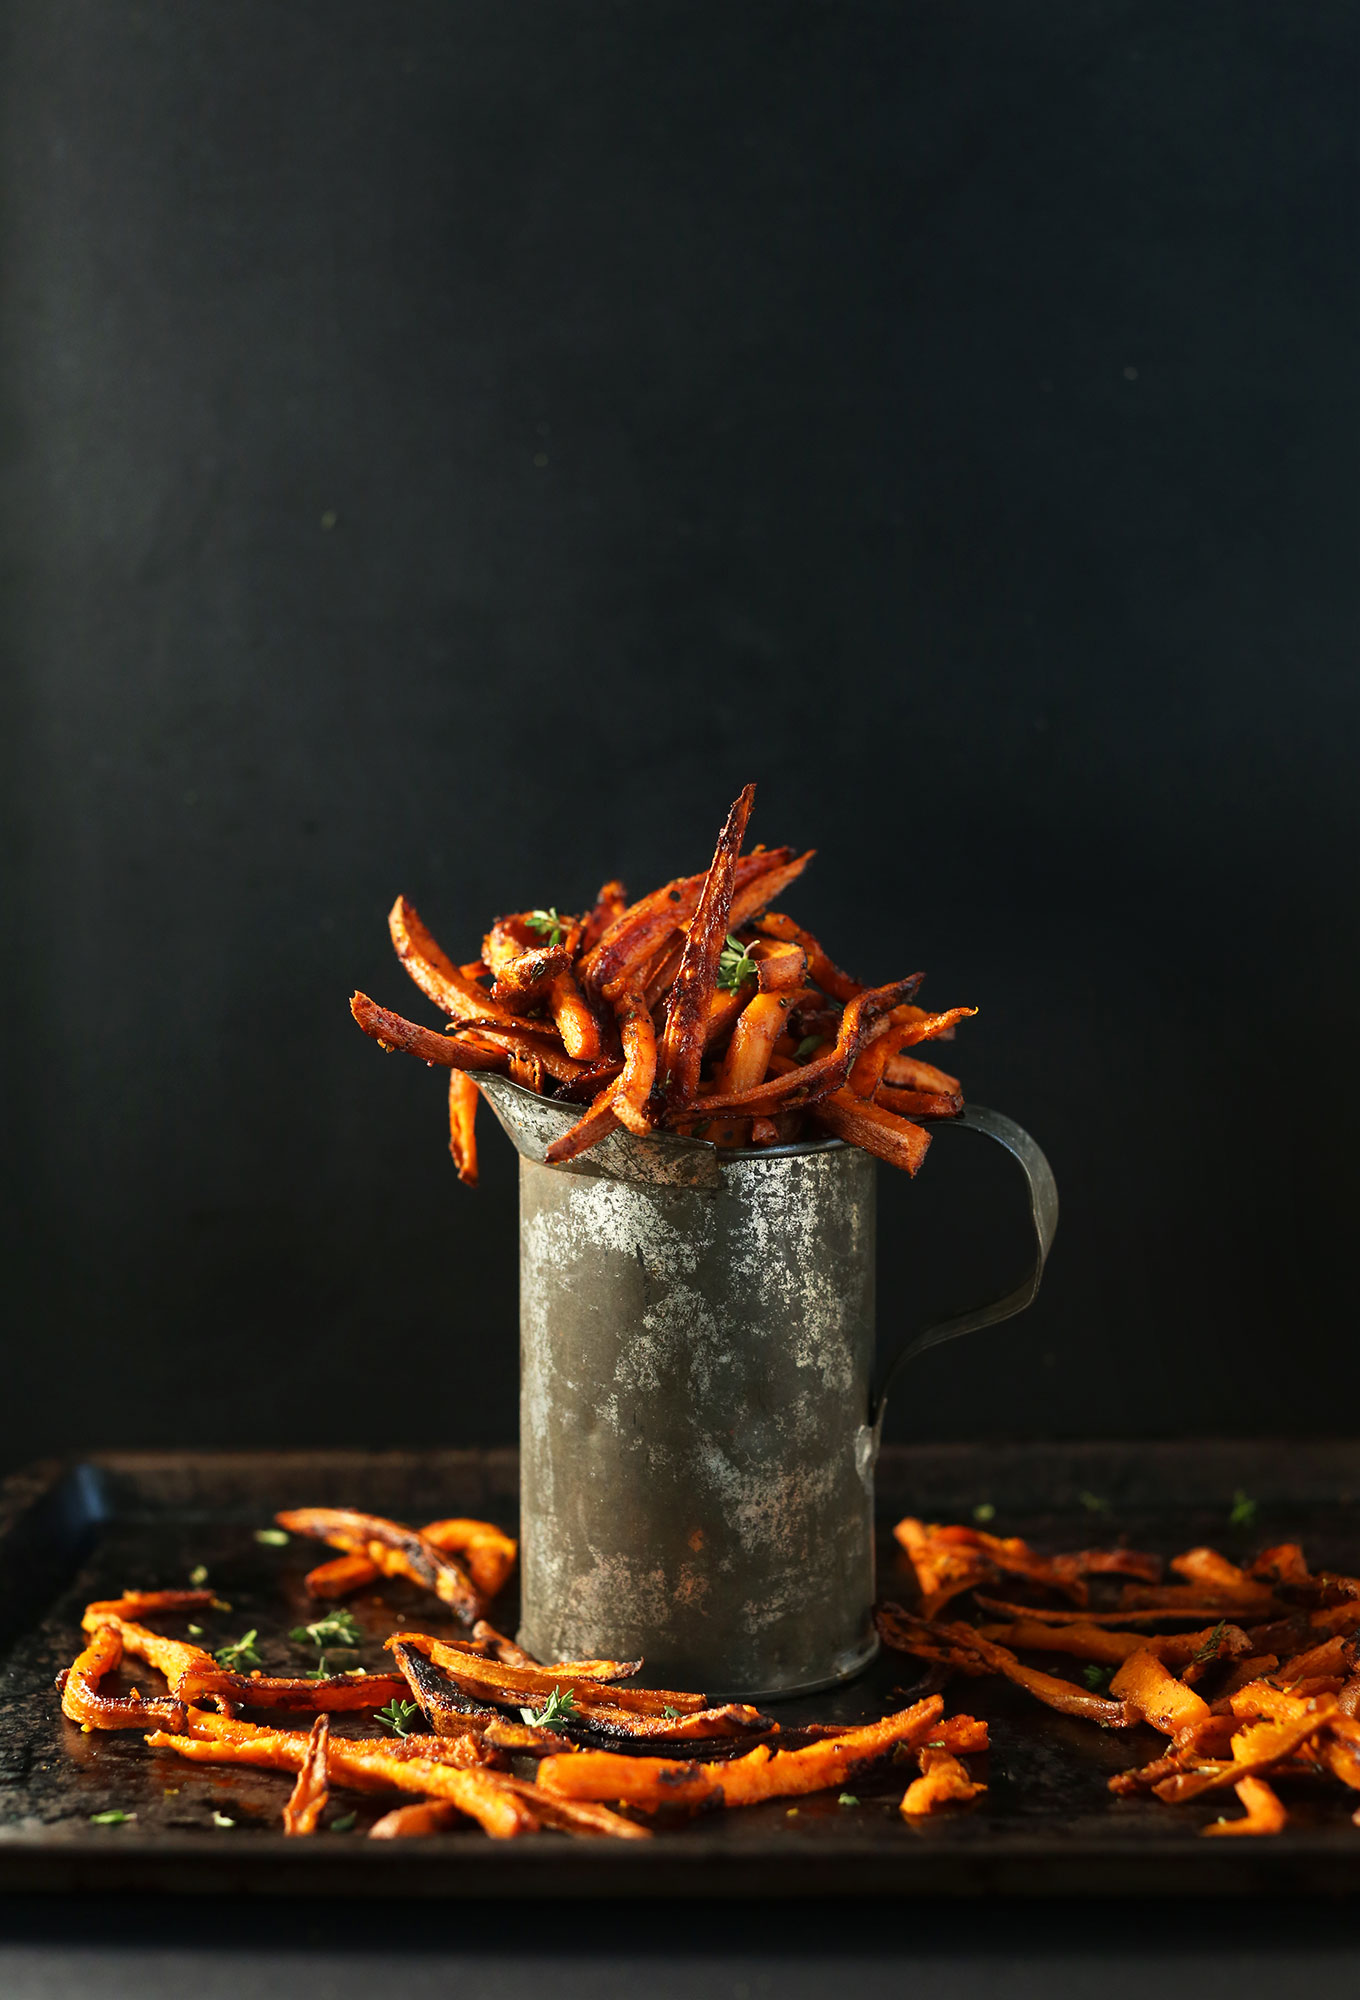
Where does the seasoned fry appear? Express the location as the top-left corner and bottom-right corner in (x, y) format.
(875, 1606), (1132, 1726)
(543, 1088), (622, 1165)
(1201, 1775), (1287, 1837)
(713, 991), (807, 1097)
(812, 1089), (932, 1176)
(881, 1052), (962, 1095)
(901, 1746), (987, 1816)
(484, 916), (573, 1006)
(753, 912), (862, 1001)
(277, 1508), (483, 1621)
(369, 1800), (462, 1838)
(660, 783), (755, 1110)
(148, 1711), (539, 1838)
(351, 995), (509, 1070)
(537, 1696), (950, 1810)
(447, 1070), (479, 1185)
(875, 1086), (964, 1121)
(547, 968), (603, 1061)
(282, 1715), (330, 1835)
(1107, 1650), (1210, 1736)
(58, 1626), (184, 1733)
(604, 974), (658, 1136)
(581, 881), (629, 953)
(389, 897), (537, 1029)
(83, 1590), (217, 1627)
(696, 978), (923, 1119)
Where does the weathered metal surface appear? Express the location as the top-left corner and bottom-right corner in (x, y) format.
(483, 1076), (1057, 1698)
(3, 1445), (1360, 1900)
(517, 1133), (878, 1696)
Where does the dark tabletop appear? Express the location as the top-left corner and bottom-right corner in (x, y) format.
(3, 1895), (1360, 1999)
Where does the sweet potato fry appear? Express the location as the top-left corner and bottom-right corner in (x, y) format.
(888, 1005), (979, 1047)
(390, 1640), (571, 1754)
(812, 1089), (932, 1175)
(876, 1605), (1133, 1726)
(1108, 1650), (1211, 1736)
(725, 850), (814, 930)
(277, 1509), (483, 1621)
(1201, 1775), (1287, 1836)
(484, 916), (572, 1005)
(440, 1022), (585, 1085)
(369, 1800), (463, 1838)
(581, 881), (629, 953)
(537, 1695), (948, 1810)
(58, 1626), (184, 1733)
(1169, 1548), (1278, 1608)
(351, 995), (508, 1070)
(751, 940), (807, 992)
(79, 1615), (221, 1698)
(875, 1086), (964, 1120)
(149, 1711), (539, 1837)
(447, 1070), (479, 1185)
(282, 1715), (330, 1835)
(713, 990), (807, 1097)
(689, 977), (922, 1119)
(469, 1621), (640, 1681)
(901, 1746), (987, 1816)
(579, 846), (794, 996)
(543, 1087), (622, 1164)
(603, 974), (658, 1136)
(974, 1597), (1231, 1627)
(385, 1633), (758, 1741)
(753, 912), (862, 1001)
(83, 1590), (217, 1627)
(660, 783), (755, 1110)
(178, 1666), (410, 1713)
(389, 897), (541, 1030)
(547, 968), (603, 1061)
(1153, 1705), (1338, 1803)
(881, 1052), (962, 1095)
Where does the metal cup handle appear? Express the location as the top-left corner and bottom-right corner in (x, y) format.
(869, 1105), (1059, 1434)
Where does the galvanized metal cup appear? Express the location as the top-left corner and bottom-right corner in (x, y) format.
(475, 1075), (1057, 1701)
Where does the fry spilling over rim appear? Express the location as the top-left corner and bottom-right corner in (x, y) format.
(351, 782), (976, 1185)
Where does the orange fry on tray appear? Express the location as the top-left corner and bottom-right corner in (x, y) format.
(282, 1714), (330, 1835)
(1107, 1649), (1210, 1736)
(149, 1710), (539, 1838)
(277, 1508), (484, 1621)
(83, 1590), (217, 1627)
(537, 1696), (951, 1811)
(875, 1605), (1132, 1727)
(901, 1745), (987, 1817)
(1200, 1775), (1287, 1837)
(58, 1626), (184, 1733)
(660, 782), (755, 1111)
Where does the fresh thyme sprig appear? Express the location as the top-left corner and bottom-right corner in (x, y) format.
(716, 934), (758, 991)
(290, 1608), (364, 1681)
(290, 1610), (363, 1652)
(519, 1685), (578, 1730)
(1229, 1489), (1257, 1529)
(89, 1809), (135, 1825)
(214, 1629), (263, 1670)
(1082, 1664), (1114, 1691)
(375, 1698), (419, 1737)
(525, 908), (573, 948)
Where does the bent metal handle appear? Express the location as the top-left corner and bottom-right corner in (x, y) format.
(870, 1105), (1059, 1433)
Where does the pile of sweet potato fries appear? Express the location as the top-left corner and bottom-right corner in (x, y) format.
(351, 783), (974, 1182)
(882, 1516), (1360, 1836)
(58, 1505), (988, 1840)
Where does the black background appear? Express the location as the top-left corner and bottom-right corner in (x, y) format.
(2, 0), (1356, 1475)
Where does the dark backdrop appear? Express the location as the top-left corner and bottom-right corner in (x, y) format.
(2, 1), (1356, 1475)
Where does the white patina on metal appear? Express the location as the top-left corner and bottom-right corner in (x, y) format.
(476, 1072), (1058, 1701)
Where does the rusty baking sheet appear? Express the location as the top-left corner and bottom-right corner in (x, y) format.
(1, 1441), (1358, 1898)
